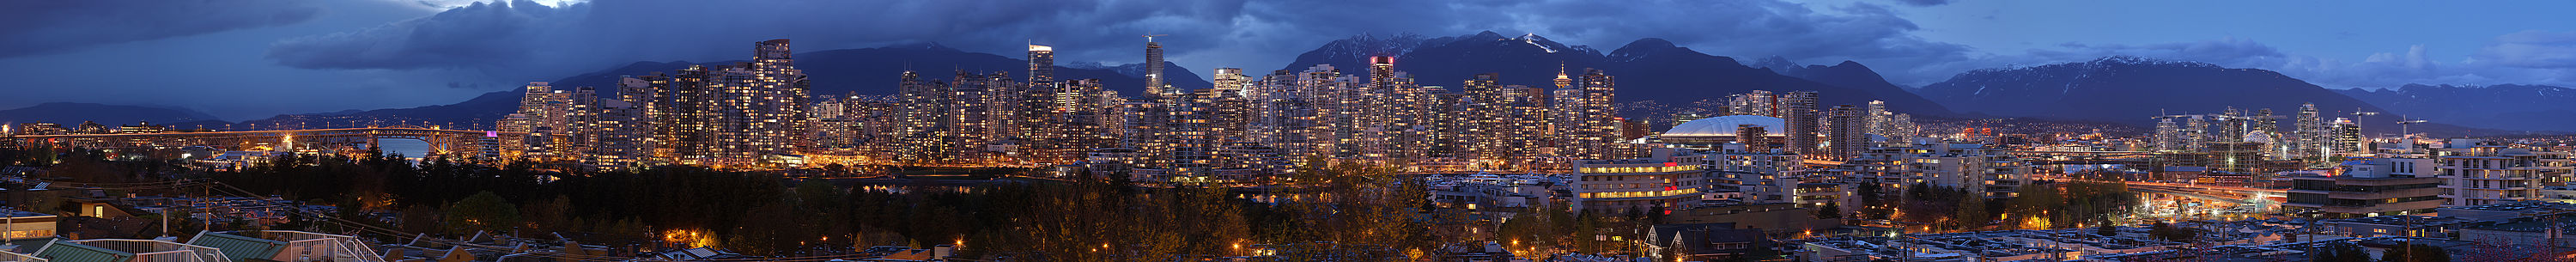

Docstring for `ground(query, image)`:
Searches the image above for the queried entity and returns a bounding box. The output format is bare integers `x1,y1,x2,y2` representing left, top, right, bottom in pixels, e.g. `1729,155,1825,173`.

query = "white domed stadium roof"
1663,115,1787,137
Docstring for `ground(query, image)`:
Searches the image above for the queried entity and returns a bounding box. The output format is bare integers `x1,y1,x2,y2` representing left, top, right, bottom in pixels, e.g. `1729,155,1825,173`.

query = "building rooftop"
2464,216,2576,233
2447,200,2576,212
2325,216,2476,227
1662,115,1785,137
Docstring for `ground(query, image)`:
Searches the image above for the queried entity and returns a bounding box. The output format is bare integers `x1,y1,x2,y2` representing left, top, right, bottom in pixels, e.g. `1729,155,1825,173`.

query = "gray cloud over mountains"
0,0,320,59
259,0,1977,84
256,0,2576,90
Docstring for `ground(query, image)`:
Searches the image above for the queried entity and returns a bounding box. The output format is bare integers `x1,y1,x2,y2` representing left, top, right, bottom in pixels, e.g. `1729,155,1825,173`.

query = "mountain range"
1279,32,1955,120
1916,57,2526,137
228,43,1209,128
0,102,226,128
2337,84,2576,132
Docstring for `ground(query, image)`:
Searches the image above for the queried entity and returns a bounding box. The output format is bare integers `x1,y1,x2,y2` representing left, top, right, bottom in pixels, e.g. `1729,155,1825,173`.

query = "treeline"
1846,180,2138,232
205,152,1444,259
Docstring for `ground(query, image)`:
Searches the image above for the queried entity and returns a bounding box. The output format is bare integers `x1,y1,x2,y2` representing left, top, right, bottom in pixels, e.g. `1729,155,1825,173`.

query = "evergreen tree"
1952,191,1987,230
1814,202,1843,219
443,192,519,234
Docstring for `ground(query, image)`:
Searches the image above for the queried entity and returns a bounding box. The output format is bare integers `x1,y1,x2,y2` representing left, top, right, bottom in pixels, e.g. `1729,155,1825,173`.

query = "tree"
2148,222,2197,242
2315,242,2369,262
444,192,520,234
520,195,574,232
1855,182,1890,220
399,204,442,234
2096,224,2117,236
2395,242,2452,262
1951,192,1988,230
1814,202,1843,219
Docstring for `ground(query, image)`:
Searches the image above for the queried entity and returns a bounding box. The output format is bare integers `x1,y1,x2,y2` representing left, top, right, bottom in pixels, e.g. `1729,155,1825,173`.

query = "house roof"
34,240,133,262
185,231,286,261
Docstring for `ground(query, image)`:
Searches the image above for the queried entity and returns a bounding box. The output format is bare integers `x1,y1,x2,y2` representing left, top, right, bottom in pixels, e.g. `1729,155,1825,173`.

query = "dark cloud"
2015,36,2573,89
2037,37,2287,66
0,0,320,58
268,0,577,70
1895,0,1954,7
2477,30,2576,69
264,0,1975,87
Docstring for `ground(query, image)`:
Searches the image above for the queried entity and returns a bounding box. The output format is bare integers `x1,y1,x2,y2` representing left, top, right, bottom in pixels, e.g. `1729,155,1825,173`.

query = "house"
1646,222,1771,261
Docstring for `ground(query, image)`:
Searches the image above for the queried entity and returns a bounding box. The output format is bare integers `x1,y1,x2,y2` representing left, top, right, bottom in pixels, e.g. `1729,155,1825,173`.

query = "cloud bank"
262,0,1972,84
264,0,2576,91
0,0,321,59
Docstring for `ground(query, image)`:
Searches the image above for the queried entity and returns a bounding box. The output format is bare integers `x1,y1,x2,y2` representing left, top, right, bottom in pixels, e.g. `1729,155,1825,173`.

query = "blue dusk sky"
3,0,2573,120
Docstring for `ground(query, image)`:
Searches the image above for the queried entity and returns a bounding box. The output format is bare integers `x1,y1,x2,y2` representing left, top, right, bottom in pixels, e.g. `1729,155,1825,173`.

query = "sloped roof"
185,232,285,261
34,240,131,262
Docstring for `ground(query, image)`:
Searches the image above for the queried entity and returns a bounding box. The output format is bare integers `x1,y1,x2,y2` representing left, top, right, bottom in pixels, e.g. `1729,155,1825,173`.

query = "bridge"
2011,150,2163,165
2043,175,2289,211
6,126,525,155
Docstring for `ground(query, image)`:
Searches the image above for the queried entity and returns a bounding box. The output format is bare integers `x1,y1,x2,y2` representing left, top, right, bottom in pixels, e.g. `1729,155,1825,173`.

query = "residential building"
2281,157,2446,218
1571,149,1706,213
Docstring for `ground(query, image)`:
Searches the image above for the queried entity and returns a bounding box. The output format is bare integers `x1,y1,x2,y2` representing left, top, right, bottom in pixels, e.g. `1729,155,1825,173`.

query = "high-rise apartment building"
1723,90,1818,155
1552,68,1621,160
616,40,810,167
1144,39,1165,90
1826,105,1868,160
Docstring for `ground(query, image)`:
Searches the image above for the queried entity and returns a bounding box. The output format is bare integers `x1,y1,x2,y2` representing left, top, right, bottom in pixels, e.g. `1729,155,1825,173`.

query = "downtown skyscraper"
616,40,811,167
1552,67,1624,159
1724,90,1819,155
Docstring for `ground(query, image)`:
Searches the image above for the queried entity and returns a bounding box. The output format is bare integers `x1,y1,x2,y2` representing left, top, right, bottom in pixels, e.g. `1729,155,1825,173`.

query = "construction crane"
1142,34,1168,42
2397,118,2429,140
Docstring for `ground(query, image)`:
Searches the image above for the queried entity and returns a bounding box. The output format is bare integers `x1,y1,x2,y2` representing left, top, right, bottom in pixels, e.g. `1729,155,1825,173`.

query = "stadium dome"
1662,115,1787,137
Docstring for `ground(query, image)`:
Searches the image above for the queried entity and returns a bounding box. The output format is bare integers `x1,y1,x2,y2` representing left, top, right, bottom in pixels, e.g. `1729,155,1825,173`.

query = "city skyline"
8,2,2576,262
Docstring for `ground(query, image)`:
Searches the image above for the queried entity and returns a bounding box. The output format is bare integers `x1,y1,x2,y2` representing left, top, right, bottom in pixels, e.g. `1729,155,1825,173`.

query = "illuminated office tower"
1551,68,1621,159
1028,45,1054,83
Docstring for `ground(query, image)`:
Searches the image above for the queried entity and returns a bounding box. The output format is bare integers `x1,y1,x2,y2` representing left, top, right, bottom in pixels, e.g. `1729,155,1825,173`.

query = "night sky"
5,0,2574,121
